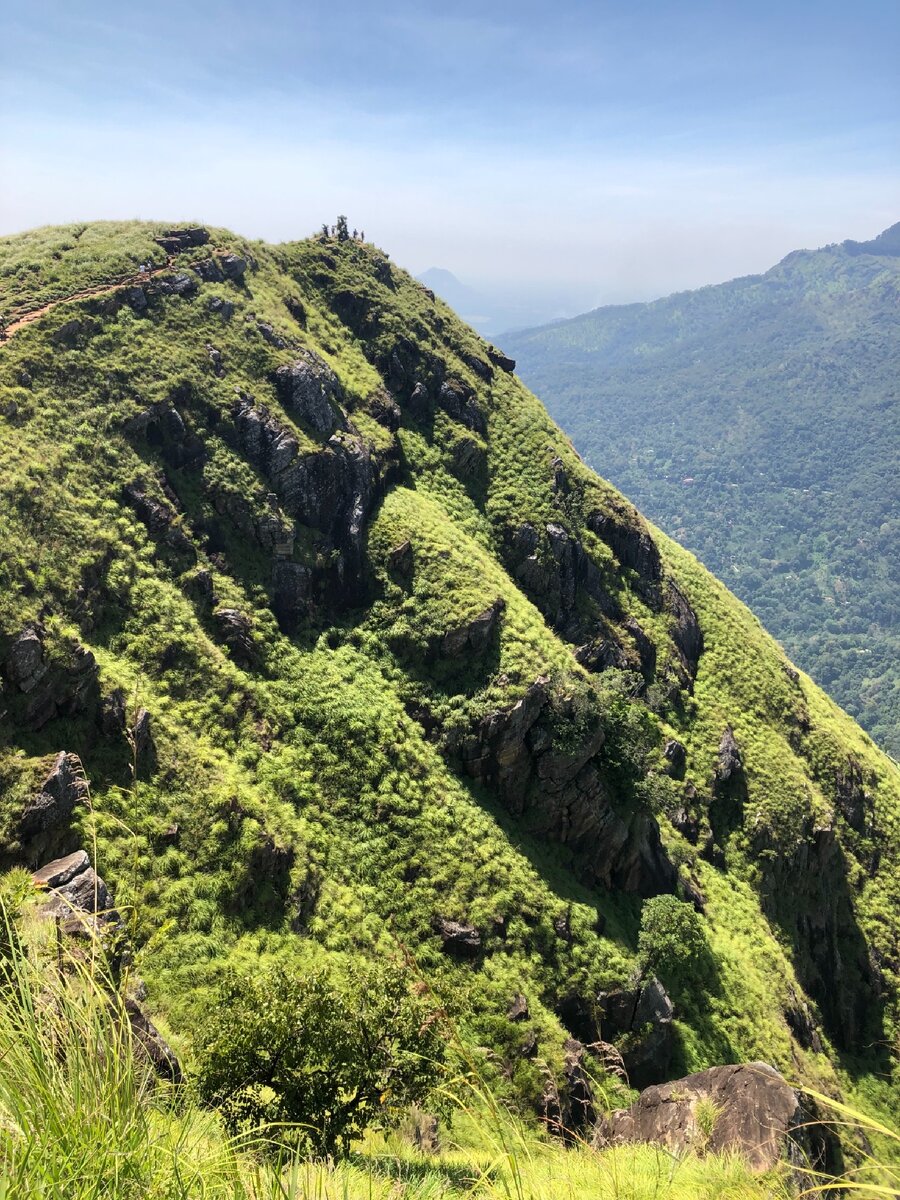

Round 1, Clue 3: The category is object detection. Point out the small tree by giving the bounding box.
[335,215,350,242]
[637,893,712,993]
[193,961,445,1157]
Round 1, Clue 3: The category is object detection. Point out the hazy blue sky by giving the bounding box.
[2,0,898,310]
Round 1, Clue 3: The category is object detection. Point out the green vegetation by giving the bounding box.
[0,218,899,1194]
[506,226,900,755]
[194,962,446,1157]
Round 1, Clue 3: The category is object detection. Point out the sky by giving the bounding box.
[2,0,899,315]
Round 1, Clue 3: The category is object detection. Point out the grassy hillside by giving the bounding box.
[505,226,900,756]
[0,221,899,1180]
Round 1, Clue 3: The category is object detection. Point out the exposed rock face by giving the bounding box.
[122,481,193,553]
[213,608,257,666]
[667,581,704,681]
[15,753,88,867]
[435,916,482,958]
[231,394,380,610]
[438,378,487,435]
[587,505,663,608]
[154,227,209,253]
[219,253,247,281]
[600,978,675,1088]
[754,817,882,1051]
[273,350,345,435]
[125,997,183,1083]
[2,626,99,731]
[508,992,529,1022]
[454,676,675,894]
[33,850,118,924]
[486,345,515,373]
[663,739,687,778]
[507,521,620,642]
[716,726,743,782]
[600,1062,837,1175]
[442,599,505,657]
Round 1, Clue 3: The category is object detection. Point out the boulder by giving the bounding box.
[599,1062,836,1174]
[273,350,345,435]
[435,916,482,958]
[438,378,486,434]
[33,850,118,924]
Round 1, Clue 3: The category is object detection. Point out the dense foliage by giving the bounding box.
[0,218,899,1178]
[194,962,446,1156]
[506,225,900,756]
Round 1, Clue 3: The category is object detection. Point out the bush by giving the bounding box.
[637,894,712,993]
[193,960,446,1157]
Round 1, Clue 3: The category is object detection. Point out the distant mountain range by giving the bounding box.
[507,223,900,756]
[416,267,572,337]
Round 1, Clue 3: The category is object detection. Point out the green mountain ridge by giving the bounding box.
[0,220,899,1148]
[504,224,900,757]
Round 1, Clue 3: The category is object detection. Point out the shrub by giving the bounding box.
[637,894,712,993]
[193,960,446,1157]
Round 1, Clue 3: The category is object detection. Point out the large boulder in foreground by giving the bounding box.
[599,1062,837,1174]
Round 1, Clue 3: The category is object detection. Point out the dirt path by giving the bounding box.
[0,250,224,341]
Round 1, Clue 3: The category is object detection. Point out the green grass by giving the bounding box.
[0,218,899,1153]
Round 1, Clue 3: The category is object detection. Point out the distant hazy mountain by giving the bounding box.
[417,267,570,337]
[507,224,900,756]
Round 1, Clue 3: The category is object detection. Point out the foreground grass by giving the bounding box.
[0,907,793,1200]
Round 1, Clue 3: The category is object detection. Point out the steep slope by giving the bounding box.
[505,227,900,756]
[0,222,899,1131]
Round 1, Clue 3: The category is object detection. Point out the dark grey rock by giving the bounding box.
[219,253,246,280]
[273,350,345,435]
[716,726,743,782]
[486,345,515,372]
[435,916,482,958]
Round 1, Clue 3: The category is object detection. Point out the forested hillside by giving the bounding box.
[1,222,899,1191]
[506,225,900,756]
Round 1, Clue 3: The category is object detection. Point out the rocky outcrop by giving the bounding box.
[453,676,675,894]
[587,505,663,608]
[33,850,119,925]
[434,916,482,958]
[716,726,743,782]
[12,753,88,868]
[273,350,346,435]
[231,393,381,612]
[599,1062,837,1175]
[212,608,257,667]
[438,378,487,435]
[154,227,209,253]
[122,480,194,553]
[2,625,99,731]
[667,580,704,681]
[124,997,183,1083]
[599,978,675,1088]
[754,817,883,1052]
[441,599,504,658]
[486,345,515,373]
[507,521,621,642]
